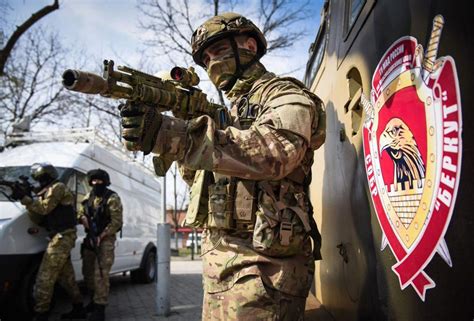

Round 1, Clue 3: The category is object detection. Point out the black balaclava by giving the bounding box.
[92,183,107,197]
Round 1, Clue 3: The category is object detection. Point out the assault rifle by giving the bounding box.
[62,60,229,175]
[0,175,33,201]
[62,60,228,123]
[84,214,104,278]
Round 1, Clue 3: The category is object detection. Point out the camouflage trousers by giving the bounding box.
[82,235,115,305]
[34,230,82,313]
[202,274,306,321]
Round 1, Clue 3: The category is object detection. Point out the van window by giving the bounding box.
[65,170,91,210]
[0,166,65,202]
[72,171,91,209]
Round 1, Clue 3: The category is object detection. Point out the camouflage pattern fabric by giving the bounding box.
[152,63,319,180]
[21,181,74,216]
[34,230,82,313]
[20,182,82,313]
[77,192,123,237]
[151,59,322,319]
[81,236,116,305]
[78,192,122,305]
[203,274,306,321]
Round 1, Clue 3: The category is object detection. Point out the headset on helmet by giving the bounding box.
[191,12,267,68]
[87,169,111,186]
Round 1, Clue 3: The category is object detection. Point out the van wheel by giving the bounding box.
[131,250,156,284]
[17,263,39,320]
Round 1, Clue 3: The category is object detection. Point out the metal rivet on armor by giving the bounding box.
[429,126,434,135]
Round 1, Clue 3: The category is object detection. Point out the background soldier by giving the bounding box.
[16,163,85,321]
[119,12,325,320]
[78,169,123,321]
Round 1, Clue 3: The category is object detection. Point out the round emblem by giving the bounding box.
[362,15,462,301]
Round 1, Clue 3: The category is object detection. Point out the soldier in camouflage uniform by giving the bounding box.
[18,163,85,321]
[77,169,123,321]
[119,12,325,320]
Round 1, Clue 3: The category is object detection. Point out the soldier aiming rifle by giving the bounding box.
[0,175,34,202]
[63,12,326,320]
[8,163,86,321]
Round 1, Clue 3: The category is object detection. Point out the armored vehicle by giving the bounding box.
[305,0,472,320]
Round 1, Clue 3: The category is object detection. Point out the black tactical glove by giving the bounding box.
[10,181,32,201]
[118,101,163,154]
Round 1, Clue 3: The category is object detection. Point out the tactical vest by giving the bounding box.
[43,203,76,234]
[84,189,116,235]
[39,182,77,234]
[185,74,325,260]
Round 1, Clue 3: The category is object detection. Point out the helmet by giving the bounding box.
[30,163,58,186]
[191,12,267,67]
[87,169,111,186]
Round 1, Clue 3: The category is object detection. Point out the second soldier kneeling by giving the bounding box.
[78,169,123,321]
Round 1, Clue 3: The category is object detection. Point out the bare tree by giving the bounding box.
[0,0,59,76]
[137,0,312,105]
[65,92,122,140]
[0,28,75,138]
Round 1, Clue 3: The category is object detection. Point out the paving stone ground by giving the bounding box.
[51,258,203,321]
[50,256,333,321]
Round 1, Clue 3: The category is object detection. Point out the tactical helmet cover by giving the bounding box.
[191,12,267,67]
[87,169,111,186]
[30,162,58,186]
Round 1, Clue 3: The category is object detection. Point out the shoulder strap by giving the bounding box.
[101,189,114,207]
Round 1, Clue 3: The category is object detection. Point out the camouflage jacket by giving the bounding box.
[21,181,77,233]
[153,63,324,296]
[77,191,123,238]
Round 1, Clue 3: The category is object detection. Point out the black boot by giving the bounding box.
[34,311,50,321]
[61,303,87,319]
[88,304,105,321]
[85,300,94,313]
[85,292,94,313]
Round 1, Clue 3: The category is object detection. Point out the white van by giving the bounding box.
[0,128,161,317]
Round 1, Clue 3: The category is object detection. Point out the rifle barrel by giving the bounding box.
[62,69,108,94]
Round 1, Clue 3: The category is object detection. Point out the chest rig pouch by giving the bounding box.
[208,95,261,231]
[235,76,323,259]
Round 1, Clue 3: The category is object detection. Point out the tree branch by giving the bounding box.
[0,0,59,76]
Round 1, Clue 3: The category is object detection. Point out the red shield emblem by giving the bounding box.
[362,16,462,301]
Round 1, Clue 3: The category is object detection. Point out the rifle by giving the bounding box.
[0,175,33,201]
[62,60,228,124]
[84,213,104,278]
[62,60,230,175]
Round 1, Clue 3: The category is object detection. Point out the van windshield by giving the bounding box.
[0,166,66,202]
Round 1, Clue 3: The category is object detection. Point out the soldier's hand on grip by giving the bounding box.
[10,183,31,201]
[118,101,162,154]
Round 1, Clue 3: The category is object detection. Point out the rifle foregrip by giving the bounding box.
[62,69,108,94]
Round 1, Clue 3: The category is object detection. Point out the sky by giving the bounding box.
[3,0,323,79]
[2,0,324,208]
